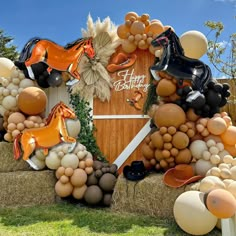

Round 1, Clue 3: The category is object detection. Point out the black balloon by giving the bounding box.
[48,70,63,87]
[206,89,222,107]
[36,74,50,88]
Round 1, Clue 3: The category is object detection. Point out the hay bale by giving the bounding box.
[0,142,31,172]
[0,170,57,207]
[111,173,196,219]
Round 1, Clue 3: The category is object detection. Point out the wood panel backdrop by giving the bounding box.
[93,47,155,170]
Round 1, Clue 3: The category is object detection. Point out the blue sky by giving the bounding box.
[1,0,235,77]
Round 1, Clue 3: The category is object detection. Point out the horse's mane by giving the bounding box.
[169,30,185,55]
[64,37,90,49]
[45,102,63,125]
[45,102,73,125]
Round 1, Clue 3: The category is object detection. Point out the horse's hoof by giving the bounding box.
[68,142,77,153]
[66,79,79,86]
[26,159,41,170]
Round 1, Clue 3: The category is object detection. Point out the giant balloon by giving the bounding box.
[17,87,47,115]
[174,191,217,235]
[180,31,208,59]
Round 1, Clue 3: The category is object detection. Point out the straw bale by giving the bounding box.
[0,142,31,172]
[111,173,196,219]
[0,170,57,207]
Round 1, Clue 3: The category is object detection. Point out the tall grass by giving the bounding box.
[0,202,221,236]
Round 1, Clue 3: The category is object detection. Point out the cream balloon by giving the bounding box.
[0,105,6,116]
[174,191,217,235]
[45,151,61,170]
[2,95,17,110]
[0,57,14,78]
[180,30,208,59]
[66,119,81,138]
[121,39,137,53]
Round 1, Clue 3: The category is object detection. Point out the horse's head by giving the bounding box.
[151,28,173,48]
[83,37,95,59]
[46,102,76,124]
[58,102,76,120]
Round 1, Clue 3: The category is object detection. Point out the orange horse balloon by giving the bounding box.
[13,101,77,170]
[19,37,95,80]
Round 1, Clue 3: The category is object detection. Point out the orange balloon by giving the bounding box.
[207,117,227,135]
[221,126,236,146]
[154,103,186,129]
[130,21,145,35]
[117,24,130,39]
[17,87,47,115]
[156,78,176,97]
[145,21,164,36]
[125,12,139,21]
[206,189,236,219]
[224,144,236,156]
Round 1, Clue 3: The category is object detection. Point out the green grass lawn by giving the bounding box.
[0,202,221,236]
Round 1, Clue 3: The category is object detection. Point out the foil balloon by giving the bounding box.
[150,28,214,92]
[15,61,50,88]
[13,102,77,170]
[15,37,95,81]
[150,28,231,117]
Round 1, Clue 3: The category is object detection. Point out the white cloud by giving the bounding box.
[214,0,236,7]
[215,0,236,2]
[218,40,231,47]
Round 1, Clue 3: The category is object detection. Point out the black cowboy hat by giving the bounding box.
[123,161,147,181]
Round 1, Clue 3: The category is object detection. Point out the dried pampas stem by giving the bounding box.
[72,14,120,102]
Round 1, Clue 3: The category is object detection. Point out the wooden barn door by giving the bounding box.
[93,48,155,170]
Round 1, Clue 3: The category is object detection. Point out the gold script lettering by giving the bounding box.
[113,69,149,92]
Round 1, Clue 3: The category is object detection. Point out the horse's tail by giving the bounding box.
[13,133,22,160]
[19,37,41,62]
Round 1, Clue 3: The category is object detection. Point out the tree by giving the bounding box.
[205,21,236,80]
[0,29,19,61]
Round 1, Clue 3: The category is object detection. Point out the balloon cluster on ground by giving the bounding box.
[140,20,236,235]
[50,142,118,206]
[0,56,118,207]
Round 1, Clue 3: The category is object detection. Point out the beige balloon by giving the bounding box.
[121,39,137,53]
[130,21,145,35]
[66,119,81,138]
[0,57,14,78]
[180,30,208,59]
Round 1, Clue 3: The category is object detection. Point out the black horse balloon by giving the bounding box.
[150,28,213,92]
[150,28,231,117]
